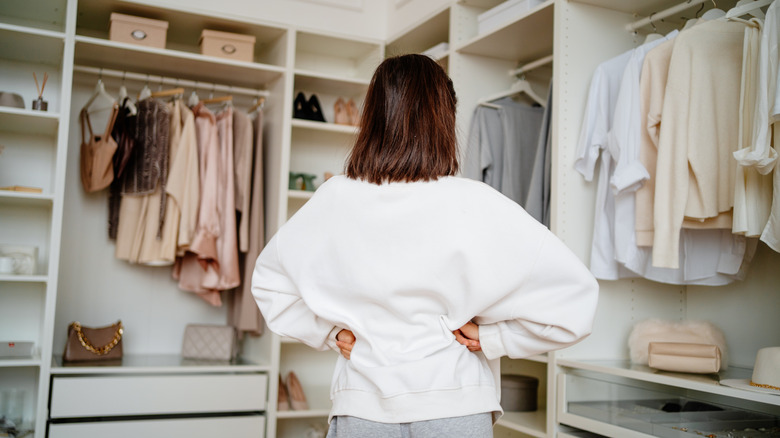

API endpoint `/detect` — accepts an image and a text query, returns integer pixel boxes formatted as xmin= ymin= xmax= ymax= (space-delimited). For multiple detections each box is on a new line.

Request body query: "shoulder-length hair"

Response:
xmin=345 ymin=54 xmax=459 ymax=184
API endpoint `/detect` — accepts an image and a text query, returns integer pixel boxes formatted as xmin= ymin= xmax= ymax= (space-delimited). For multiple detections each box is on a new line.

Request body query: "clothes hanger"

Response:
xmin=117 ymin=71 xmax=137 ymax=115
xmin=83 ymin=71 xmax=117 ymax=113
xmin=150 ymin=87 xmax=185 ymax=99
xmin=643 ymin=13 xmax=664 ymax=44
xmin=249 ymin=96 xmax=265 ymax=114
xmin=138 ymin=75 xmax=152 ymax=101
xmin=725 ymin=0 xmax=772 ymax=19
xmin=700 ymin=0 xmax=726 ymax=20
xmin=200 ymin=95 xmax=233 ymax=105
xmin=478 ymin=77 xmax=546 ymax=108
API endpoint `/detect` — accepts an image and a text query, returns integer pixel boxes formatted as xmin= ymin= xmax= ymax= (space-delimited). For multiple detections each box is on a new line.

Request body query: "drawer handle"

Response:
xmin=221 ymin=44 xmax=237 ymax=55
xmin=131 ymin=29 xmax=148 ymax=40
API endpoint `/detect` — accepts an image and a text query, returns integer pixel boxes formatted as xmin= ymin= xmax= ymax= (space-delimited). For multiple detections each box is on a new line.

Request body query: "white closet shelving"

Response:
xmin=3 ymin=0 xmax=780 ymax=437
xmin=0 ymin=0 xmax=72 ymax=436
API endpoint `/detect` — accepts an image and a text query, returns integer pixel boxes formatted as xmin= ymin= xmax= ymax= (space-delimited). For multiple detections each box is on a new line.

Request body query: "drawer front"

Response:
xmin=50 ymin=373 xmax=267 ymax=418
xmin=49 ymin=415 xmax=265 ymax=438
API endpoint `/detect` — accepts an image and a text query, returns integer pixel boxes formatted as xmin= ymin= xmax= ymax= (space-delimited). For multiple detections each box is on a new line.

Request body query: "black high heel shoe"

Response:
xmin=307 ymin=94 xmax=326 ymax=122
xmin=293 ymin=92 xmax=308 ymax=120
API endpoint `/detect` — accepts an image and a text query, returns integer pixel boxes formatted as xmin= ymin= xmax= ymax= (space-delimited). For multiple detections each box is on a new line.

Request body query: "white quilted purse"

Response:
xmin=181 ymin=324 xmax=238 ymax=360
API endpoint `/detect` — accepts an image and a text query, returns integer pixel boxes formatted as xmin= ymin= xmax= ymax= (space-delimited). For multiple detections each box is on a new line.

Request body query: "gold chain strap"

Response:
xmin=72 ymin=321 xmax=123 ymax=355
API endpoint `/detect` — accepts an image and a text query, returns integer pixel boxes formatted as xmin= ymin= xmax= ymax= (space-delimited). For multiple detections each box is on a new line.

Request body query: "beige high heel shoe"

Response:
xmin=277 ymin=375 xmax=291 ymax=411
xmin=334 ymin=97 xmax=350 ymax=125
xmin=285 ymin=371 xmax=309 ymax=410
xmin=346 ymin=98 xmax=359 ymax=126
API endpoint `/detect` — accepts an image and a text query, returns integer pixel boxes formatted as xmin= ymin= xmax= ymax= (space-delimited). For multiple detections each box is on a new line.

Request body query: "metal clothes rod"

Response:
xmin=72 ymin=65 xmax=270 ymax=99
xmin=626 ymin=0 xmax=710 ymax=32
xmin=509 ymin=54 xmax=553 ymax=77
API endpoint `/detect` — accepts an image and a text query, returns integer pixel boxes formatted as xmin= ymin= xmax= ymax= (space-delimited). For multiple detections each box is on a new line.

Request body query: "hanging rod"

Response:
xmin=509 ymin=54 xmax=553 ymax=77
xmin=625 ymin=0 xmax=710 ymax=32
xmin=72 ymin=65 xmax=270 ymax=99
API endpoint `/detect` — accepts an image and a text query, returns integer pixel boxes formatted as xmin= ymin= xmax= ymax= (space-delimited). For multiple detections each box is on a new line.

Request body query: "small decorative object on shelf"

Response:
xmin=0 ymin=341 xmax=34 ymax=358
xmin=0 ymin=92 xmax=24 ymax=109
xmin=0 ymin=245 xmax=37 ymax=275
xmin=289 ymin=172 xmax=317 ymax=191
xmin=31 ymin=72 xmax=48 ymax=111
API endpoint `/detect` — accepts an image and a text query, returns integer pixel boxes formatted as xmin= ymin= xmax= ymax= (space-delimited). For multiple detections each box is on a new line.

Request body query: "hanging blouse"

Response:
xmin=79 ymin=104 xmax=119 ymax=193
xmin=653 ymin=20 xmax=746 ymax=269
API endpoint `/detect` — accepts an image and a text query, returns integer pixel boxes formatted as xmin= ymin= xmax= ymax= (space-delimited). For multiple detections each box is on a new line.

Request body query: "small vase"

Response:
xmin=31 ymin=97 xmax=48 ymax=111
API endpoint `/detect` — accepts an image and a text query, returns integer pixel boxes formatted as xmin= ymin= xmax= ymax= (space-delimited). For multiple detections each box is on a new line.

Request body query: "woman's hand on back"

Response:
xmin=336 ymin=329 xmax=356 ymax=360
xmin=453 ymin=321 xmax=481 ymax=352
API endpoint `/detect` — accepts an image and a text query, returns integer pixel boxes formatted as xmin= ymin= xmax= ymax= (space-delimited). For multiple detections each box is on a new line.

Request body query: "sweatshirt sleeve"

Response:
xmin=251 ymin=234 xmax=339 ymax=352
xmin=475 ymin=232 xmax=599 ymax=360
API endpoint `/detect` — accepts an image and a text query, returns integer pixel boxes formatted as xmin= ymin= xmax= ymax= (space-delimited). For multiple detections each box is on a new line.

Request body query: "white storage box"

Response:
xmin=199 ymin=30 xmax=256 ymax=62
xmin=477 ymin=0 xmax=544 ymax=35
xmin=109 ymin=13 xmax=168 ymax=49
xmin=0 ymin=341 xmax=34 ymax=358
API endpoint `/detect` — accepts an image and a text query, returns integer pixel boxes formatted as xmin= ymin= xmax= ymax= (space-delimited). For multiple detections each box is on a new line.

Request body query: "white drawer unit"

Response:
xmin=48 ymin=415 xmax=265 ymax=438
xmin=50 ymin=373 xmax=267 ymax=418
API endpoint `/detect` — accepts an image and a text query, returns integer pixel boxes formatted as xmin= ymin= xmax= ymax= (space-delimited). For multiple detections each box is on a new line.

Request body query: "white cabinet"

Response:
xmin=48 ymin=356 xmax=268 ymax=438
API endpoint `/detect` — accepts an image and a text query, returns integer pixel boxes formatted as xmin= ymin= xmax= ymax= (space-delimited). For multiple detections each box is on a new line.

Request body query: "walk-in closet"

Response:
xmin=1 ymin=0 xmax=779 ymax=437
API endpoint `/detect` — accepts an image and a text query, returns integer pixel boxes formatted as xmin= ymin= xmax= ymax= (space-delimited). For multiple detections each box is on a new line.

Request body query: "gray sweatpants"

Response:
xmin=326 ymin=413 xmax=493 ymax=438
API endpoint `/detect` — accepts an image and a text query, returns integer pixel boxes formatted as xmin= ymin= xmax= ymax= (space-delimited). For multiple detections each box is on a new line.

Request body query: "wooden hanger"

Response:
xmin=249 ymin=97 xmax=265 ymax=113
xmin=150 ymin=87 xmax=185 ymax=99
xmin=200 ymin=95 xmax=233 ymax=105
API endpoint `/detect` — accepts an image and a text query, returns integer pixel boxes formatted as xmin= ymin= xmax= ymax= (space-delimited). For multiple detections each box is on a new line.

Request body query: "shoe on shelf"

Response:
xmin=286 ymin=371 xmax=309 ymax=410
xmin=334 ymin=97 xmax=350 ymax=125
xmin=278 ymin=375 xmax=291 ymax=411
xmin=293 ymin=92 xmax=309 ymax=120
xmin=307 ymin=94 xmax=326 ymax=123
xmin=346 ymin=98 xmax=359 ymax=126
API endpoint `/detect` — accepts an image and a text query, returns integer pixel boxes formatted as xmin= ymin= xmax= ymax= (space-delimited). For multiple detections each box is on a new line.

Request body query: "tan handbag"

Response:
xmin=648 ymin=342 xmax=721 ymax=374
xmin=79 ymin=105 xmax=119 ymax=193
xmin=62 ymin=321 xmax=123 ymax=362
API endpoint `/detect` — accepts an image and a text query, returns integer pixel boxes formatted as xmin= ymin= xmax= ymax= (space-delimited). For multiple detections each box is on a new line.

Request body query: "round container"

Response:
xmin=500 ymin=374 xmax=539 ymax=412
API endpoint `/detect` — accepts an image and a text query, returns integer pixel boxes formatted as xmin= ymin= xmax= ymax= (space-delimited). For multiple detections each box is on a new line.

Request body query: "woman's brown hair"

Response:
xmin=345 ymin=54 xmax=459 ymax=184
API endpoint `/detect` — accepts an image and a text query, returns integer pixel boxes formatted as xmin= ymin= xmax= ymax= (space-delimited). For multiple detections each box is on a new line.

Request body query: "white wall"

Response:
xmin=129 ymin=0 xmax=388 ymax=40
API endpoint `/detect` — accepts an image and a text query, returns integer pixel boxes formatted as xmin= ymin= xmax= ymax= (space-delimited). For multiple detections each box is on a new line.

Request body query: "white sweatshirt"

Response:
xmin=252 ymin=175 xmax=598 ymax=423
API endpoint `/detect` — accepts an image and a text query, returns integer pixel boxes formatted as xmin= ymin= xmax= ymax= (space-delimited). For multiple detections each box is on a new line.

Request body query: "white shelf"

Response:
xmin=0 ymin=22 xmax=65 ymax=40
xmin=456 ymin=0 xmax=554 ymax=63
xmin=558 ymin=359 xmax=780 ymax=407
xmin=51 ymin=354 xmax=272 ymax=374
xmin=74 ymin=35 xmax=285 ymax=90
xmin=570 ymin=0 xmax=707 ymax=16
xmin=294 ymin=70 xmax=371 ymax=97
xmin=0 ymin=275 xmax=48 ymax=283
xmin=287 ymin=190 xmax=315 ymax=200
xmin=0 ymin=26 xmax=64 ymax=66
xmin=0 ymin=191 xmax=54 ymax=207
xmin=0 ymin=0 xmax=68 ymax=34
xmin=0 ymin=107 xmax=60 ymax=136
xmin=496 ymin=409 xmax=547 ymax=437
xmin=0 ymin=355 xmax=42 ymax=368
xmin=291 ymin=118 xmax=358 ymax=135
xmin=387 ymin=6 xmax=449 ymax=55
xmin=276 ymin=408 xmax=331 ymax=419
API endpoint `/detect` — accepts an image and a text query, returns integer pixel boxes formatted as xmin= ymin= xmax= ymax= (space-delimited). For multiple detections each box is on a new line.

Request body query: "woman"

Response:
xmin=252 ymin=54 xmax=598 ymax=437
